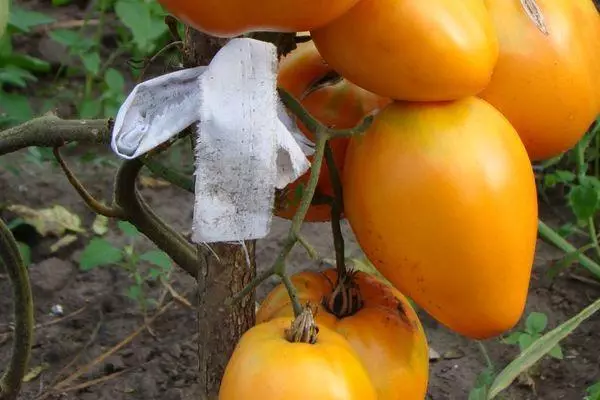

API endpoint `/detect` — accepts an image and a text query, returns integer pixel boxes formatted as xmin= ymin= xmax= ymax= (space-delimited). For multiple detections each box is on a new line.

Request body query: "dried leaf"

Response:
xmin=92 ymin=214 xmax=109 ymax=236
xmin=520 ymin=0 xmax=549 ymax=35
xmin=7 ymin=204 xmax=85 ymax=236
xmin=23 ymin=363 xmax=50 ymax=382
xmin=49 ymin=234 xmax=78 ymax=253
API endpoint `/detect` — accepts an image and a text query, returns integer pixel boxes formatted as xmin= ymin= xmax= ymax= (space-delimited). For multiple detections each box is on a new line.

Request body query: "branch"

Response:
xmin=53 ymin=147 xmax=125 ymax=218
xmin=325 ymin=143 xmax=347 ymax=281
xmin=113 ymin=159 xmax=199 ymax=276
xmin=0 ymin=218 xmax=34 ymax=400
xmin=0 ymin=116 xmax=111 ymax=156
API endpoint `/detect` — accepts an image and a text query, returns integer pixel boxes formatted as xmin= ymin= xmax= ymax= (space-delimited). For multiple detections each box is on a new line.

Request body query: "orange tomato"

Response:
xmin=479 ymin=0 xmax=600 ymax=161
xmin=257 ymin=269 xmax=429 ymax=399
xmin=342 ymin=97 xmax=538 ymax=339
xmin=219 ymin=315 xmax=377 ymax=400
xmin=310 ymin=0 xmax=499 ymax=101
xmin=276 ymin=41 xmax=390 ymax=222
xmin=157 ymin=0 xmax=360 ymax=37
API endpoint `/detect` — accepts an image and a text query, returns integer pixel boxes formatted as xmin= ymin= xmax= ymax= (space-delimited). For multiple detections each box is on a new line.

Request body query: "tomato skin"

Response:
xmin=276 ymin=42 xmax=390 ymax=222
xmin=157 ymin=0 xmax=360 ymax=37
xmin=257 ymin=269 xmax=429 ymax=399
xmin=479 ymin=0 xmax=600 ymax=161
xmin=219 ymin=316 xmax=377 ymax=400
xmin=342 ymin=97 xmax=538 ymax=339
xmin=310 ymin=0 xmax=499 ymax=101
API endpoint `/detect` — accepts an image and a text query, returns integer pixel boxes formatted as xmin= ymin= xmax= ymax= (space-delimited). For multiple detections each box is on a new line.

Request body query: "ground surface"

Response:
xmin=2 ymin=1 xmax=600 ymax=399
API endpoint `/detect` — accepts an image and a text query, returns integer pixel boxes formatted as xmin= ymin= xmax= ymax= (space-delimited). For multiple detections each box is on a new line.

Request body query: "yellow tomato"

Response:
xmin=257 ymin=269 xmax=429 ymax=399
xmin=219 ymin=316 xmax=377 ymax=400
xmin=479 ymin=0 xmax=600 ymax=161
xmin=342 ymin=97 xmax=538 ymax=339
xmin=310 ymin=0 xmax=499 ymax=101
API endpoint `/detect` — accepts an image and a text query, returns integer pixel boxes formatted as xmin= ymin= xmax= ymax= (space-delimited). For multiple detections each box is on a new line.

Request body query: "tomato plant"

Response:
xmin=256 ymin=269 xmax=429 ymax=399
xmin=479 ymin=0 xmax=600 ymax=161
xmin=310 ymin=0 xmax=499 ymax=101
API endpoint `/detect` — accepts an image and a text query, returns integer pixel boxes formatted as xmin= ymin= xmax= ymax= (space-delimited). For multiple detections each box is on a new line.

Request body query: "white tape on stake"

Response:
xmin=111 ymin=38 xmax=313 ymax=244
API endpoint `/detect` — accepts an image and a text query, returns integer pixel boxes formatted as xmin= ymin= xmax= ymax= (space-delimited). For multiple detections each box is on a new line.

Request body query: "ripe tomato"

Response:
xmin=276 ymin=41 xmax=390 ymax=222
xmin=257 ymin=269 xmax=429 ymax=399
xmin=157 ymin=0 xmax=360 ymax=37
xmin=310 ymin=0 xmax=499 ymax=101
xmin=479 ymin=0 xmax=600 ymax=161
xmin=219 ymin=314 xmax=377 ymax=399
xmin=342 ymin=97 xmax=538 ymax=339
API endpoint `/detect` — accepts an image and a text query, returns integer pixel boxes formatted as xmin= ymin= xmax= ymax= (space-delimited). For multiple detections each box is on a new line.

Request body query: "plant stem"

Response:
xmin=281 ymin=273 xmax=303 ymax=317
xmin=0 ymin=116 xmax=111 ymax=156
xmin=325 ymin=143 xmax=347 ymax=280
xmin=0 ymin=218 xmax=34 ymax=400
xmin=53 ymin=147 xmax=125 ymax=218
xmin=477 ymin=341 xmax=495 ymax=371
xmin=114 ymin=159 xmax=198 ymax=276
xmin=538 ymin=219 xmax=600 ymax=279
xmin=290 ymin=134 xmax=327 ymax=235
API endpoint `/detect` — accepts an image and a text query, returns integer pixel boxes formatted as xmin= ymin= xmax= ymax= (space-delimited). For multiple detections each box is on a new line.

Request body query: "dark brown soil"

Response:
xmin=2 ymin=1 xmax=600 ymax=399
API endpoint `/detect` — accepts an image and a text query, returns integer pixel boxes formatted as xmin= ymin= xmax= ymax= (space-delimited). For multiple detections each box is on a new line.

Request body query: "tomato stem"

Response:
xmin=285 ymin=306 xmax=319 ymax=344
xmin=325 ymin=143 xmax=347 ymax=281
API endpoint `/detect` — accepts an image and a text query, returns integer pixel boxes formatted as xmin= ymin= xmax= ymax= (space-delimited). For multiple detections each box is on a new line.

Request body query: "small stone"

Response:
xmin=103 ymin=355 xmax=126 ymax=373
xmin=29 ymin=257 xmax=74 ymax=294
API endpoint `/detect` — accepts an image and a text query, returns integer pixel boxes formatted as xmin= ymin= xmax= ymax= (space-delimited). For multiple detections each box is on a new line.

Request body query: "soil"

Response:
xmin=2 ymin=1 xmax=600 ymax=399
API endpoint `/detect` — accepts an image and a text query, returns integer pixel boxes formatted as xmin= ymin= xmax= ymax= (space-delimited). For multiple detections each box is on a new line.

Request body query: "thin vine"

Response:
xmin=0 ymin=218 xmax=34 ymax=400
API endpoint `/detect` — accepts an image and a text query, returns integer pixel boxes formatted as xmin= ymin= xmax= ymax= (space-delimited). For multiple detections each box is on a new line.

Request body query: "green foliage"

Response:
xmin=502 ymin=312 xmax=563 ymax=360
xmin=586 ymin=381 xmax=600 ymax=400
xmin=78 ymin=218 xmax=173 ymax=312
xmin=0 ymin=0 xmax=178 ymax=128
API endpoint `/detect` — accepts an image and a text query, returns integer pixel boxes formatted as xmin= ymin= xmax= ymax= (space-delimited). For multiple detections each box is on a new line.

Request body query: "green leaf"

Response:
xmin=17 ymin=242 xmax=31 ymax=267
xmin=114 ymin=0 xmax=167 ymax=52
xmin=52 ymin=0 xmax=73 ymax=6
xmin=79 ymin=238 xmax=123 ymax=270
xmin=0 ymin=92 xmax=33 ymax=124
xmin=502 ymin=332 xmax=522 ymax=345
xmin=2 ymin=53 xmax=51 ymax=73
xmin=48 ymin=29 xmax=94 ymax=52
xmin=104 ymin=68 xmax=125 ymax=92
xmin=8 ymin=7 xmax=55 ymax=32
xmin=48 ymin=29 xmax=80 ymax=46
xmin=140 ymin=250 xmax=172 ymax=270
xmin=0 ymin=0 xmax=8 ymax=39
xmin=80 ymin=51 xmax=101 ymax=75
xmin=568 ymin=184 xmax=599 ymax=222
xmin=548 ymin=344 xmax=563 ymax=360
xmin=118 ymin=220 xmax=139 ymax=237
xmin=586 ymin=381 xmax=600 ymax=400
xmin=0 ymin=65 xmax=37 ymax=87
xmin=546 ymin=244 xmax=595 ymax=280
xmin=544 ymin=170 xmax=575 ymax=188
xmin=488 ymin=296 xmax=600 ymax=399
xmin=126 ymin=284 xmax=142 ymax=301
xmin=526 ymin=312 xmax=548 ymax=334
xmin=518 ymin=333 xmax=535 ymax=352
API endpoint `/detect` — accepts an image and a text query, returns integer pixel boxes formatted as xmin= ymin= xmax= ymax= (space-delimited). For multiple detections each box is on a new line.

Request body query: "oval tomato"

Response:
xmin=219 ymin=314 xmax=377 ymax=400
xmin=276 ymin=42 xmax=390 ymax=222
xmin=257 ymin=269 xmax=429 ymax=399
xmin=342 ymin=97 xmax=538 ymax=339
xmin=310 ymin=0 xmax=499 ymax=101
xmin=157 ymin=0 xmax=360 ymax=37
xmin=479 ymin=0 xmax=600 ymax=161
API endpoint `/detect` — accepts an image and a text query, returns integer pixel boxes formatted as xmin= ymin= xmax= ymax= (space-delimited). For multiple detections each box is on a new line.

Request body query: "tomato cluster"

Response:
xmin=157 ymin=0 xmax=599 ymax=398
